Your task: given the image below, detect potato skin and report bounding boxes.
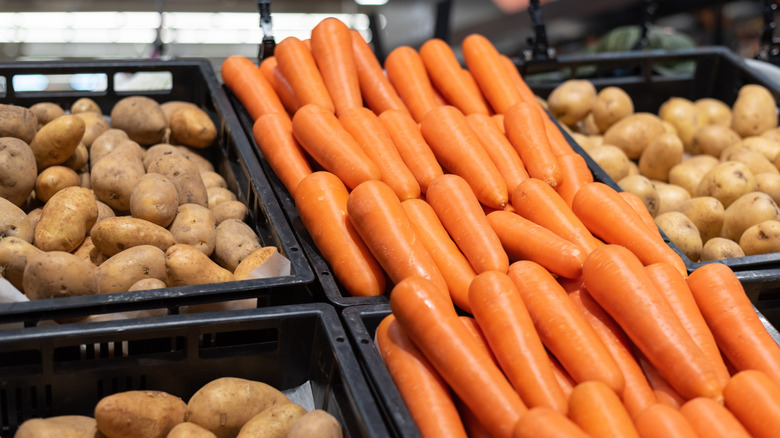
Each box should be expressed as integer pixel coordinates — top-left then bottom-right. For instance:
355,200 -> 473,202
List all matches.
90,216 -> 176,257
583,144 -> 633,183
638,133 -> 684,182
547,79 -> 597,127
0,236 -> 42,291
168,203 -> 216,256
63,142 -> 89,171
694,161 -> 757,208
161,101 -> 200,124
603,112 -> 666,160
739,220 -> 780,256
0,197 -> 34,242
72,235 -> 109,268
0,103 -> 38,144
695,97 -> 733,126
165,243 -> 233,286
128,277 -> 167,291
654,211 -> 703,262
34,186 -> 98,252
720,191 -> 780,242
658,97 -> 706,151
618,174 -> 660,217
233,247 -> 279,280
731,84 -> 778,137
668,155 -> 720,196
71,97 -> 102,115
23,250 -> 98,300
653,181 -> 691,216
29,114 -> 86,170
35,165 -> 81,203
201,170 -> 227,189
701,237 -> 745,261
214,219 -> 262,272
130,173 -> 179,227
287,409 -> 343,438
207,187 -> 237,210
76,111 -> 110,147
90,146 -> 146,212
719,146 -> 778,176
212,200 -> 248,225
29,102 -> 66,128
236,403 -> 308,438
690,124 -> 741,157
15,415 -> 99,438
110,96 -> 167,145
96,245 -> 167,294
592,86 -> 634,132
0,136 -> 37,206
146,152 -> 209,207
168,422 -> 218,438
94,390 -> 187,438
90,129 -> 130,167
674,196 -> 725,244
169,106 -> 218,149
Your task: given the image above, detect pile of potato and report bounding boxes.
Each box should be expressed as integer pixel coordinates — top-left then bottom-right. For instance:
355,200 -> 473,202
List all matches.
0,95 -> 279,311
14,377 -> 343,438
546,78 -> 780,263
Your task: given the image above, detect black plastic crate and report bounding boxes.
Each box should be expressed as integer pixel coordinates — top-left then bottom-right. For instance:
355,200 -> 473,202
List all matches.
0,302 -> 389,437
0,59 -> 315,326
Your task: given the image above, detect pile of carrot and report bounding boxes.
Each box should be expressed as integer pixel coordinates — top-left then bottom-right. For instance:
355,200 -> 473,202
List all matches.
223,17 -> 780,437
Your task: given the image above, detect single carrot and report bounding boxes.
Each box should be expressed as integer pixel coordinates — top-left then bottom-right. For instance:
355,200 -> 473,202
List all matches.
347,180 -> 449,295
636,350 -> 686,409
454,396 -> 493,438
310,18 -> 362,116
252,112 -> 312,197
467,113 -> 529,196
389,276 -> 526,438
293,171 -> 385,297
426,174 -> 509,274
499,54 -> 537,106
687,262 -> 780,386
507,260 -> 625,395
431,84 -> 449,106
221,55 -> 288,121
461,68 -> 493,114
258,56 -> 298,114
419,38 -> 490,116
619,191 -> 662,237
581,244 -> 724,401
461,34 -> 522,114
723,370 -> 780,438
504,101 -> 564,187
633,404 -> 699,438
572,182 -> 688,277
469,271 -> 569,414
402,198 -> 477,312
291,103 -> 380,189
349,30 -> 410,116
513,407 -> 590,438
486,210 -> 586,279
339,106 -> 420,201
511,177 -> 603,254
547,352 -> 575,398
459,316 -> 499,367
540,111 -> 577,156
568,381 -> 640,438
554,153 -> 593,207
679,397 -> 752,438
375,314 -> 468,438
274,36 -> 335,113
378,109 -> 443,194
492,113 -> 505,133
421,105 -> 509,209
384,45 -> 441,122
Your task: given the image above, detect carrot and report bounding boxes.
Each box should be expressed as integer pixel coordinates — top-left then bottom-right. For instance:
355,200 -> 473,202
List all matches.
419,38 -> 490,116
679,397 -> 752,438
568,381 -> 640,438
389,276 -> 526,438
469,271 -> 569,414
619,191 -> 662,237
461,33 -> 522,114
258,56 -> 298,114
252,112 -> 312,197
554,153 -> 593,207
378,109 -> 443,194
572,182 -> 688,277
221,55 -> 288,121
687,262 -> 780,386
310,18 -> 362,116
548,352 -> 575,398
499,54 -> 537,106
635,350 -> 686,409
467,113 -> 529,195
454,396 -> 493,438
421,105 -> 509,209
426,174 -> 509,274
513,407 -> 590,438
375,314 -> 468,438
459,316 -> 499,367
349,30 -> 410,116
540,111 -> 577,156
462,68 -> 493,114
339,106 -> 421,201
492,113 -> 505,133
581,244 -> 724,401
507,260 -> 625,395
511,177 -> 603,254
633,404 -> 699,438
347,179 -> 449,295
402,198 -> 476,312
384,45 -> 441,123
293,171 -> 385,297
504,101 -> 564,187
486,210 -> 586,279
723,370 -> 780,438
291,103 -> 380,189
274,36 -> 335,113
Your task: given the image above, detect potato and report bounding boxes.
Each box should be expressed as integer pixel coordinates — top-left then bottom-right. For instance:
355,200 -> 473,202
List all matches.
90,146 -> 146,212
165,243 -> 233,286
34,165 -> 81,203
71,97 -> 102,114
212,200 -> 248,225
653,181 -> 691,215
547,79 -> 597,127
34,186 -> 98,252
618,174 -> 660,217
694,97 -> 733,126
129,173 -> 179,227
690,124 -> 741,157
207,187 -> 237,209
673,196 -> 725,244
214,219 -> 262,272
96,245 -> 167,294
76,111 -> 110,147
761,126 -> 780,143
72,236 -> 109,268
169,106 -> 218,148
186,377 -> 291,438
0,137 -> 37,206
28,114 -> 86,170
94,390 -> 187,438
161,100 -> 200,124
168,203 -> 216,256
62,142 -> 89,171
236,403 -> 308,438
128,277 -> 167,291
756,172 -> 780,205
142,143 -> 180,170
176,145 -> 215,173
654,211 -> 703,262
287,409 -> 343,438
739,219 -> 780,256
90,129 -> 129,166
201,170 -> 227,189
583,144 -> 632,182
694,161 -> 757,208
233,246 -> 279,280
662,120 -> 678,135
27,207 -> 42,230
575,112 -> 601,136
110,96 -> 167,145
591,86 -> 634,132
0,236 -> 42,291
668,155 -> 719,196
602,112 -> 666,160
0,197 -> 34,242
637,133 -> 684,182
658,97 -> 706,151
737,136 -> 780,163
29,102 -> 66,128
90,200 -> 117,235
731,84 -> 778,137
0,103 -> 37,144
91,216 -> 176,257
168,422 -> 217,438
719,146 -> 779,176
15,415 -> 99,438
701,237 -> 745,261
23,250 -> 98,299
720,191 -> 780,242
146,152 -> 209,207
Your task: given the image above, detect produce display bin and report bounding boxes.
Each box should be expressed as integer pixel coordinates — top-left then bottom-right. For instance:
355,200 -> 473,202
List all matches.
0,302 -> 390,437
0,59 -> 315,326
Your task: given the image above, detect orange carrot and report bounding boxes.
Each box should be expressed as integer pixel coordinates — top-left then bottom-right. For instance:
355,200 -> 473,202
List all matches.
252,112 -> 312,197
461,34 -> 522,114
511,177 -> 603,254
487,210 -> 586,279
636,350 -> 686,409
679,397 -> 752,438
548,352 -> 575,398
258,56 -> 298,114
619,191 -> 662,237
454,396 -> 493,438
633,404 -> 699,438
291,103 -> 380,189
568,381 -> 640,438
572,182 -> 687,277
426,174 -> 509,274
461,68 -> 493,114
492,113 -> 505,133
389,276 -> 526,438
275,36 -> 335,113
459,316 -> 499,367
504,101 -> 564,187
349,30 -> 410,116
294,171 -> 385,297
421,105 -> 509,209
310,18 -> 362,116
499,54 -> 537,106
540,111 -> 577,156
378,109 -> 444,194
467,113 -> 529,195
513,407 -> 590,438
554,153 -> 593,207
375,314 -> 468,438
402,198 -> 477,312
723,370 -> 780,438
221,55 -> 288,121
419,38 -> 490,116
469,271 -> 569,414
581,244 -> 723,401
687,262 -> 780,386
508,260 -> 625,395
347,180 -> 449,295
339,106 -> 420,201
384,45 -> 441,122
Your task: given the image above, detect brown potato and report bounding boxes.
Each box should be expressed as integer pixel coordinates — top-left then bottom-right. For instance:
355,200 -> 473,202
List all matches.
129,173 -> 179,227
694,161 -> 757,208
212,200 -> 249,225
207,187 -> 237,210
62,142 -> 89,171
168,203 -> 216,256
90,145 -> 146,212
547,79 -> 597,127
15,415 -> 99,438
72,236 -> 109,268
720,191 -> 780,242
201,170 -> 227,189
176,146 -> 215,173
70,97 -> 102,114
29,114 -> 86,169
128,277 -> 167,292
761,126 -> 780,143
142,143 -> 180,170
214,219 -> 262,272
668,155 -> 720,196
658,97 -> 706,151
76,111 -> 110,147
35,165 -> 81,203
731,84 -> 778,137
236,403 -> 308,438
97,245 -> 167,294
26,207 -> 42,230
591,86 -> 634,132
0,103 -> 38,144
653,181 -> 691,215
719,146 -> 779,176
168,422 -> 218,438
90,129 -> 130,167
23,250 -> 98,300
161,101 -> 200,124
169,106 -> 218,148
34,186 -> 98,252
739,219 -> 780,256
602,112 -> 666,160
165,243 -> 233,286
110,96 -> 167,145
690,124 -> 741,157
694,97 -> 733,126
618,174 -> 660,217
0,197 -> 34,242
90,200 -> 117,236
94,390 -> 187,438
673,196 -> 725,244
233,246 -> 279,280
756,172 -> 780,206
637,133 -> 684,182
146,152 -> 209,207
91,216 -> 176,257
575,112 -> 601,136
701,237 -> 745,261
287,409 -> 343,438
0,137 -> 37,206
583,144 -> 633,182
0,236 -> 42,291
654,211 -> 703,262
29,102 -> 65,128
